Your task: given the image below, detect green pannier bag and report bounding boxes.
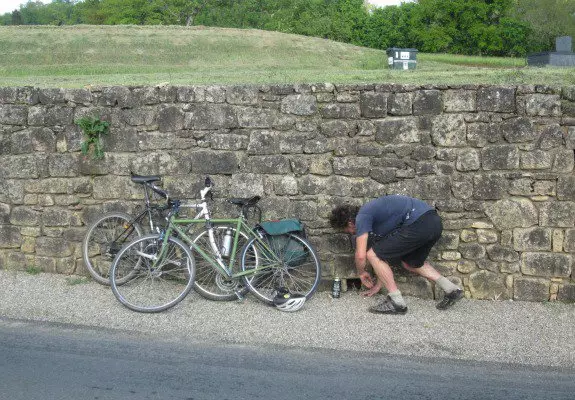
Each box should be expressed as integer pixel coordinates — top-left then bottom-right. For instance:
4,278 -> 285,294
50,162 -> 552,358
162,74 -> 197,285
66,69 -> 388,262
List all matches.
258,219 -> 308,267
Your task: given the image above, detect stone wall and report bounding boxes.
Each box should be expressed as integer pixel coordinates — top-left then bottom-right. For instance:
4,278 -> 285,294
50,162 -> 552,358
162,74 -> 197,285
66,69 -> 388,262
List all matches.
1,83 -> 574,302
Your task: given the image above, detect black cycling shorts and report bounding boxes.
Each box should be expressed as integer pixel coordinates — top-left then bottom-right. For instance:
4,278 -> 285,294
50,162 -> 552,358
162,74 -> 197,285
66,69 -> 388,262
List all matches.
368,210 -> 442,268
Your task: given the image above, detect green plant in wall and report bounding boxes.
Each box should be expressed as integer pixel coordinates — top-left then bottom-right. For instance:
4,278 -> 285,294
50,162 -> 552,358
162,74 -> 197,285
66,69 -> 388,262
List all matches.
75,116 -> 110,159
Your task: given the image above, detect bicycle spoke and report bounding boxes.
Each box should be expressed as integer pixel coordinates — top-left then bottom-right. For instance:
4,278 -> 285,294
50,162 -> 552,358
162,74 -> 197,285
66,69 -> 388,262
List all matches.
241,234 -> 321,304
111,235 -> 195,313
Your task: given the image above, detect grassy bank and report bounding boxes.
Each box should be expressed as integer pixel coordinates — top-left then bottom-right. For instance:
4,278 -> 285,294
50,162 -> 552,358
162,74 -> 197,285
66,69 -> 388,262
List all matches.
0,25 -> 573,88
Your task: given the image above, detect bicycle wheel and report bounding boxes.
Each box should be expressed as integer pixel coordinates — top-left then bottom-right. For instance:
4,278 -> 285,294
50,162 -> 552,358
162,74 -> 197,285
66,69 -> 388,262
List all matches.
241,233 -> 321,305
110,234 -> 195,313
191,226 -> 250,301
82,212 -> 143,285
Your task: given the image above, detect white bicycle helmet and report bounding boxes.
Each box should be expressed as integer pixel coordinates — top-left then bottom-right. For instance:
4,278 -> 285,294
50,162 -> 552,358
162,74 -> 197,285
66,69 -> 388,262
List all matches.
273,288 -> 306,312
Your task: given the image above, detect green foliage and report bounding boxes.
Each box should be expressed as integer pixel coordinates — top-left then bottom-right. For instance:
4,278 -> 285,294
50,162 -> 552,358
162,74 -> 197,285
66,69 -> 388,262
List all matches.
76,115 -> 110,159
0,0 -> 572,57
26,266 -> 42,275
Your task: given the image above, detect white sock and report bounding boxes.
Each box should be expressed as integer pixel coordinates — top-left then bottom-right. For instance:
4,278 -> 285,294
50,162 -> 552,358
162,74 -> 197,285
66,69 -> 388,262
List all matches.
436,276 -> 459,293
388,290 -> 406,307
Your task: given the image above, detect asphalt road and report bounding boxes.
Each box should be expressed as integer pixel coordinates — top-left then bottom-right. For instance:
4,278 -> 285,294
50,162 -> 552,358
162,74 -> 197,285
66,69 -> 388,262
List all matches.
1,318 -> 574,400
0,270 -> 574,370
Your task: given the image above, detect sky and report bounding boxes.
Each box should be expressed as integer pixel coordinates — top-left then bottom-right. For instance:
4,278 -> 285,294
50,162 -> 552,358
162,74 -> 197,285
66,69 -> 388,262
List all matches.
0,0 -> 411,16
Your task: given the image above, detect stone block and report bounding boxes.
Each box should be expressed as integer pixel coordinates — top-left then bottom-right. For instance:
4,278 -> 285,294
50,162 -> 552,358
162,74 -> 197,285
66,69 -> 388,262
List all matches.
10,206 -> 41,226
413,90 -> 442,115
431,115 -> 466,147
281,94 -> 317,116
375,118 -> 419,144
332,157 -> 370,177
501,118 -> 536,143
28,106 -> 73,126
225,86 -> 259,105
524,94 -> 561,117
10,127 -> 56,154
477,229 -> 498,243
239,107 -> 290,129
443,90 -> 476,112
244,155 -> 290,174
320,103 -> 360,119
552,150 -> 574,173
481,145 -> 519,170
211,133 -> 249,151
513,227 -> 552,251
557,176 -> 575,200
289,200 -> 318,221
418,176 -> 451,200
538,124 -> 564,150
459,243 -> 486,259
177,86 -> 205,103
99,86 -> 134,108
468,269 -> 510,300
35,236 -> 73,257
157,106 -> 185,132
486,244 -> 519,262
247,131 -> 280,155
456,149 -> 480,171
92,176 -> 139,200
42,208 -> 71,227
565,229 -> 575,252
185,104 -> 238,129
369,168 -> 396,184
485,198 -> 538,229
457,259 -> 476,273
521,252 -> 572,277
48,154 -> 79,177
520,150 -> 552,170
539,202 -> 575,227
0,226 -> 21,248
0,105 -> 27,125
320,120 -> 352,138
557,283 -> 575,302
472,175 -> 508,200
387,92 -> 412,115
513,278 -> 550,301
467,123 -> 501,147
229,173 -> 264,197
272,176 -> 298,196
398,276 -> 434,299
360,92 -> 387,118
0,155 -> 41,179
477,87 -> 516,113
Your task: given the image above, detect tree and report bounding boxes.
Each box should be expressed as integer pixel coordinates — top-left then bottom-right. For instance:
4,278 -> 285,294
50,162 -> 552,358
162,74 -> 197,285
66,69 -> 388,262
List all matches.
510,0 -> 575,53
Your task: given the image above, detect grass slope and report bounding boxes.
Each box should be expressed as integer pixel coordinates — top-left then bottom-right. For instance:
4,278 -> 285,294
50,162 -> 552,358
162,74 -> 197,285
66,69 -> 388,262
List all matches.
0,25 -> 573,88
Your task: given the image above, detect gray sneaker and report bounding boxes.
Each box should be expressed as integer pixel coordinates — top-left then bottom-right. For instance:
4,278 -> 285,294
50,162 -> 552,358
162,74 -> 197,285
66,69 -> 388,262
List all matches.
436,289 -> 463,310
368,296 -> 408,315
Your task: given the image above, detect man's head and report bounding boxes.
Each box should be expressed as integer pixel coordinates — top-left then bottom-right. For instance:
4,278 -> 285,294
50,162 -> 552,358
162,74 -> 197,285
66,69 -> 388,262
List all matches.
329,204 -> 360,235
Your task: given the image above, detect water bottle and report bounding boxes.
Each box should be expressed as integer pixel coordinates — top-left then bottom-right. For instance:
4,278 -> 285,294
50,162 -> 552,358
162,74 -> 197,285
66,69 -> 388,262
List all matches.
222,229 -> 233,257
332,277 -> 341,298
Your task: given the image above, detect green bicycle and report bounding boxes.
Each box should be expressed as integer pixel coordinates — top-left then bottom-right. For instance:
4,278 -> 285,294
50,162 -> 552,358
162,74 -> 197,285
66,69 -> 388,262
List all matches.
110,177 -> 322,313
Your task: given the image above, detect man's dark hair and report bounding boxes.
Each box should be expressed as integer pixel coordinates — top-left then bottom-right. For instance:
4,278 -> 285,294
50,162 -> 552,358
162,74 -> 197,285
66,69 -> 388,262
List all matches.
329,204 -> 360,230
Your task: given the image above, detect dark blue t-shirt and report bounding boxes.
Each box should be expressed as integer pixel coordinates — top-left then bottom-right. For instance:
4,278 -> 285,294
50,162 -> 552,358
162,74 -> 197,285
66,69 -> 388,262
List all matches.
355,195 -> 434,237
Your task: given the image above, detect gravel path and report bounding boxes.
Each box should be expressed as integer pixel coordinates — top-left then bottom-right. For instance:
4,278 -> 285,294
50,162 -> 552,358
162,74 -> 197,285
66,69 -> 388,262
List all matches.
1,270 -> 574,368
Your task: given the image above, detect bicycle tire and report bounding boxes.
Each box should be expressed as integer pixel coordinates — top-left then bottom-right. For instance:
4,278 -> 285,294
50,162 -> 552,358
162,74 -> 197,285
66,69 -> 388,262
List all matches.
82,212 -> 144,285
110,234 -> 195,313
191,225 -> 250,301
240,233 -> 321,305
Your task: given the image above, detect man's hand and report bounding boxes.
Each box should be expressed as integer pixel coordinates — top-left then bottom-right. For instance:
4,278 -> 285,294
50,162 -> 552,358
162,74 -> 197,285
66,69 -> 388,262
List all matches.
359,271 -> 374,289
359,271 -> 382,297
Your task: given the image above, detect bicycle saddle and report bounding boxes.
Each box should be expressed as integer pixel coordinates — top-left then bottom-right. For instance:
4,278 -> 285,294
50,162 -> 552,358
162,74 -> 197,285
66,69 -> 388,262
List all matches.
227,196 -> 261,206
130,174 -> 162,184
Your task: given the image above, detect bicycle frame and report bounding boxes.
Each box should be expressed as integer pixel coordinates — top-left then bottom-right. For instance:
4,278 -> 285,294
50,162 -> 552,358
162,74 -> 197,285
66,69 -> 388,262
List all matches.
154,185 -> 280,279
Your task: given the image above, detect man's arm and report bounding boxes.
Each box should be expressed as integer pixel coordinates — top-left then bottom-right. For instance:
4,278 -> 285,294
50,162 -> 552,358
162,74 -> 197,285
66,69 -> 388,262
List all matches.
355,233 -> 374,289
